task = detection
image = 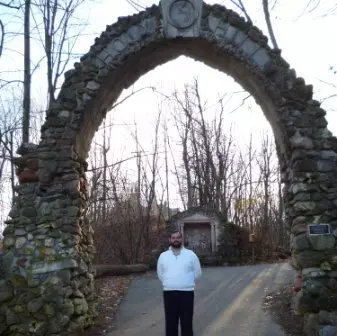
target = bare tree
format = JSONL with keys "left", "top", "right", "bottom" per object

{"left": 171, "top": 86, "right": 194, "bottom": 208}
{"left": 0, "top": 88, "right": 22, "bottom": 223}
{"left": 228, "top": 0, "right": 279, "bottom": 50}
{"left": 229, "top": 0, "right": 253, "bottom": 24}
{"left": 299, "top": 0, "right": 337, "bottom": 17}
{"left": 165, "top": 77, "right": 287, "bottom": 259}
{"left": 89, "top": 104, "right": 166, "bottom": 264}
{"left": 0, "top": 19, "right": 4, "bottom": 58}
{"left": 262, "top": 0, "right": 279, "bottom": 49}
{"left": 247, "top": 133, "right": 255, "bottom": 231}
{"left": 125, "top": 0, "right": 145, "bottom": 11}
{"left": 31, "top": 0, "right": 91, "bottom": 111}
{"left": 23, "top": 0, "right": 31, "bottom": 143}
{"left": 0, "top": 1, "right": 23, "bottom": 59}
{"left": 170, "top": 79, "right": 241, "bottom": 215}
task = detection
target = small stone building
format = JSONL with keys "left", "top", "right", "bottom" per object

{"left": 169, "top": 208, "right": 220, "bottom": 256}
{"left": 167, "top": 207, "right": 247, "bottom": 261}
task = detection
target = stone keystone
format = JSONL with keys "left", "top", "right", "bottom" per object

{"left": 160, "top": 0, "right": 203, "bottom": 38}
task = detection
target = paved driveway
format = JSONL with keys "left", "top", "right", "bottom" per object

{"left": 108, "top": 263, "right": 295, "bottom": 336}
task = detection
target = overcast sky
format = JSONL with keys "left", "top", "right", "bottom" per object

{"left": 1, "top": 0, "right": 337, "bottom": 216}
{"left": 83, "top": 0, "right": 337, "bottom": 148}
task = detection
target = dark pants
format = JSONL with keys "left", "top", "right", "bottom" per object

{"left": 163, "top": 290, "right": 194, "bottom": 336}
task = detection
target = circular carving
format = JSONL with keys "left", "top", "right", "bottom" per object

{"left": 169, "top": 0, "right": 198, "bottom": 29}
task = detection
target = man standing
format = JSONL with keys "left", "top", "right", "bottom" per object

{"left": 157, "top": 230, "right": 202, "bottom": 336}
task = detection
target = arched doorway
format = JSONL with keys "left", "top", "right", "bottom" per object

{"left": 1, "top": 1, "right": 337, "bottom": 334}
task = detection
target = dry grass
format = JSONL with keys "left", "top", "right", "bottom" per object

{"left": 262, "top": 283, "right": 305, "bottom": 336}
{"left": 79, "top": 275, "right": 133, "bottom": 335}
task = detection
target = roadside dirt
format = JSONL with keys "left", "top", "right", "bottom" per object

{"left": 79, "top": 275, "right": 132, "bottom": 335}
{"left": 262, "top": 283, "right": 304, "bottom": 336}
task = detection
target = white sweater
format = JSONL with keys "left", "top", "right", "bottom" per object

{"left": 157, "top": 247, "right": 202, "bottom": 291}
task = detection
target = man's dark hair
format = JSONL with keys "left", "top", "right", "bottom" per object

{"left": 169, "top": 230, "right": 182, "bottom": 238}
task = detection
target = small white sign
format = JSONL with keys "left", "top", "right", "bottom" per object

{"left": 308, "top": 224, "right": 331, "bottom": 236}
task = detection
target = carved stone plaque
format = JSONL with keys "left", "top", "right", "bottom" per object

{"left": 160, "top": 0, "right": 203, "bottom": 38}
{"left": 169, "top": 0, "right": 197, "bottom": 29}
{"left": 308, "top": 224, "right": 331, "bottom": 235}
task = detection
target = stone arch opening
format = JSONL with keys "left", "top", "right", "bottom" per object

{"left": 1, "top": 1, "right": 337, "bottom": 335}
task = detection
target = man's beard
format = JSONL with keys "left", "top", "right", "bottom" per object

{"left": 171, "top": 241, "right": 182, "bottom": 248}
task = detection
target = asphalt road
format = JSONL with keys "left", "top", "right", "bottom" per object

{"left": 108, "top": 263, "right": 295, "bottom": 336}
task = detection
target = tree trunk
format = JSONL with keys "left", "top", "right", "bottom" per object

{"left": 23, "top": 0, "right": 31, "bottom": 143}
{"left": 102, "top": 122, "right": 108, "bottom": 225}
{"left": 10, "top": 130, "right": 15, "bottom": 205}
{"left": 263, "top": 0, "right": 279, "bottom": 49}
{"left": 95, "top": 264, "right": 149, "bottom": 278}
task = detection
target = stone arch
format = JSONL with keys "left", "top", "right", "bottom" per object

{"left": 1, "top": 1, "right": 337, "bottom": 334}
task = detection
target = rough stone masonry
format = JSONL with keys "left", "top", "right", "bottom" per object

{"left": 1, "top": 0, "right": 337, "bottom": 335}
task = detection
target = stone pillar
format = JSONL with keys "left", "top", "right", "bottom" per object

{"left": 0, "top": 144, "right": 42, "bottom": 335}
{"left": 213, "top": 223, "right": 217, "bottom": 253}
{"left": 210, "top": 223, "right": 216, "bottom": 253}
{"left": 284, "top": 113, "right": 337, "bottom": 335}
{"left": 210, "top": 223, "right": 214, "bottom": 253}
{"left": 0, "top": 144, "right": 97, "bottom": 335}
{"left": 180, "top": 223, "right": 185, "bottom": 238}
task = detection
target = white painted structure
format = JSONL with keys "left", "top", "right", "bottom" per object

{"left": 171, "top": 210, "right": 221, "bottom": 255}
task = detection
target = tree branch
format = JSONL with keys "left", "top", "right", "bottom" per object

{"left": 125, "top": 0, "right": 145, "bottom": 11}
{"left": 0, "top": 79, "right": 24, "bottom": 89}
{"left": 0, "top": 1, "right": 22, "bottom": 9}
{"left": 230, "top": 0, "right": 253, "bottom": 24}
{"left": 0, "top": 19, "right": 4, "bottom": 58}
{"left": 263, "top": 0, "right": 279, "bottom": 49}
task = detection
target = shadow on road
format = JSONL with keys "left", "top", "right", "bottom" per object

{"left": 109, "top": 263, "right": 294, "bottom": 336}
